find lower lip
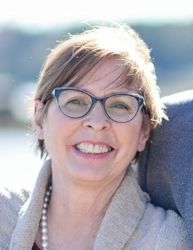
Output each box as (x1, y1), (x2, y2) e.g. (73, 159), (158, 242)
(72, 146), (114, 159)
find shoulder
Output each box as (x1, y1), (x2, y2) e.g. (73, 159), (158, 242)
(0, 185), (29, 249)
(143, 203), (189, 249)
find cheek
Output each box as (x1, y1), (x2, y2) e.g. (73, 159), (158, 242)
(117, 121), (145, 155)
(42, 111), (73, 154)
(42, 107), (86, 159)
(42, 121), (60, 155)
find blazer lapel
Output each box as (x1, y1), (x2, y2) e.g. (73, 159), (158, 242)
(94, 171), (150, 250)
(9, 163), (149, 250)
(9, 160), (51, 250)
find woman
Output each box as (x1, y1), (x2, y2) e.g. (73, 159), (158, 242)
(0, 24), (188, 250)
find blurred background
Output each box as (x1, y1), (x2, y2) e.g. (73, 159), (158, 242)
(0, 0), (193, 187)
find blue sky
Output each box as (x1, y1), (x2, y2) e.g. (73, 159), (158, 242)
(1, 0), (193, 31)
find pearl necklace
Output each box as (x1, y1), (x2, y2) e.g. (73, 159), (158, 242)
(40, 184), (52, 250)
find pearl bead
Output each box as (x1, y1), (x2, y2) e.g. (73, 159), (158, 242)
(43, 203), (48, 208)
(42, 235), (48, 240)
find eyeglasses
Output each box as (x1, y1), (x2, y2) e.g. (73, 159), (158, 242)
(52, 87), (146, 123)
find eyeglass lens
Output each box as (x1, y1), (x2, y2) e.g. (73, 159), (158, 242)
(57, 89), (141, 122)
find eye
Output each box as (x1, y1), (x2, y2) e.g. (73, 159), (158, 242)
(67, 99), (82, 105)
(110, 102), (130, 110)
(107, 100), (134, 116)
(66, 98), (87, 106)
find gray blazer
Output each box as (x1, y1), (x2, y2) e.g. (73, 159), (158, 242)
(0, 161), (188, 249)
(139, 89), (193, 249)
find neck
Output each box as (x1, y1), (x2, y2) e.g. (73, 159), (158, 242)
(48, 167), (124, 231)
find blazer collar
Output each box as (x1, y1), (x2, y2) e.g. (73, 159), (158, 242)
(10, 162), (149, 250)
(10, 160), (51, 250)
(94, 169), (150, 250)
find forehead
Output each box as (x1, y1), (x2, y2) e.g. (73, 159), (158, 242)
(70, 58), (137, 94)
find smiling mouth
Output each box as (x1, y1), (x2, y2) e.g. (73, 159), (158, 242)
(75, 143), (114, 154)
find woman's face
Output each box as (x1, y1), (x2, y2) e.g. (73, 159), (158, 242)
(35, 59), (150, 185)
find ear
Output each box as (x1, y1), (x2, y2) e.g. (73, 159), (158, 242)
(137, 118), (151, 152)
(34, 100), (44, 140)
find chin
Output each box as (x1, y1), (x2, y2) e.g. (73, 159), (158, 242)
(67, 164), (110, 185)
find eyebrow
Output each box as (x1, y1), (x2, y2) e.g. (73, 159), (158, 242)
(63, 86), (140, 97)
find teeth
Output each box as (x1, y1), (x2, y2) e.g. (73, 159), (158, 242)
(76, 143), (112, 154)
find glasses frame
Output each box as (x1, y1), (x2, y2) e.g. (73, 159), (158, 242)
(52, 87), (146, 123)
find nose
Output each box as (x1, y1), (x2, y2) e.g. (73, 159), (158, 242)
(82, 102), (111, 131)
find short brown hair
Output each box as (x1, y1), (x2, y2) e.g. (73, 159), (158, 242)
(33, 23), (167, 158)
